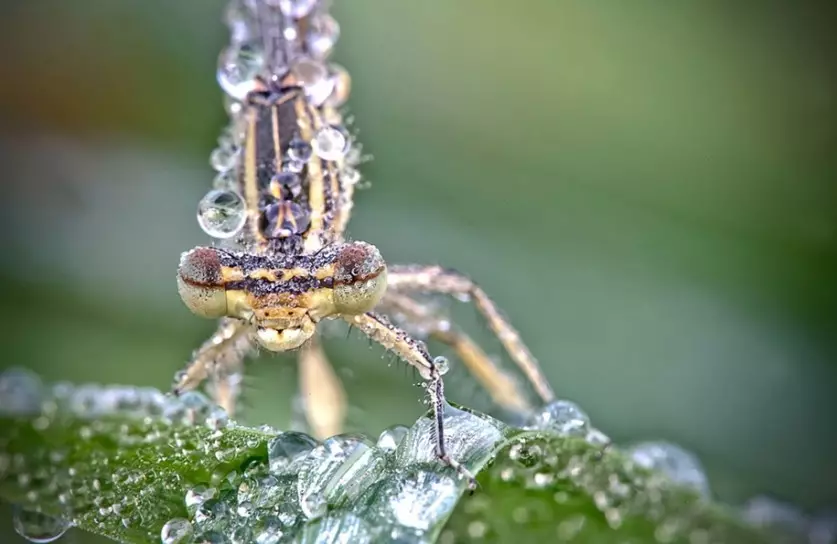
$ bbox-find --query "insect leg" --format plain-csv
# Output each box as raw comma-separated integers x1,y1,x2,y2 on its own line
379,291,532,415
344,312,477,489
387,265,554,404
297,334,347,439
171,317,256,415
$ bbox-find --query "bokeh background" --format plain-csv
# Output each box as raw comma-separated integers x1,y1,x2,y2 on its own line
1,0,835,541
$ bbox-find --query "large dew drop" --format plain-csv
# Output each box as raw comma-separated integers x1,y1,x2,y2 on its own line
12,505,71,543
217,43,263,101
627,441,710,497
197,189,247,239
526,399,590,436
160,517,193,544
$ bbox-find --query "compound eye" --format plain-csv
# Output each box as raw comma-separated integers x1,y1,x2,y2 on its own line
333,242,388,315
177,247,227,318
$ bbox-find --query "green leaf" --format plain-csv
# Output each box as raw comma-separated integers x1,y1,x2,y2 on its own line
0,371,780,543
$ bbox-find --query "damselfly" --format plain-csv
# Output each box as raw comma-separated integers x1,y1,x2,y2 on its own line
173,0,555,487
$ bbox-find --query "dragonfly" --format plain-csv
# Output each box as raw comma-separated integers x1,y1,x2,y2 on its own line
172,0,555,487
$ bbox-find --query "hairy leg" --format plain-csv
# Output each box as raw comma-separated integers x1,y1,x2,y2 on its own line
387,265,554,404
344,312,477,489
380,291,532,414
171,317,256,415
297,334,347,439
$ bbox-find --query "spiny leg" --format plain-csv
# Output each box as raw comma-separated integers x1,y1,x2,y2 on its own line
172,317,256,415
344,312,477,489
297,334,347,440
380,291,533,415
387,265,555,404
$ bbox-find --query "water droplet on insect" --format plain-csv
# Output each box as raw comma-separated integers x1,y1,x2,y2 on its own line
341,166,360,186
209,144,239,172
306,13,340,59
376,425,409,452
197,189,247,239
217,43,263,101
311,126,349,161
12,505,71,543
277,0,318,18
324,64,351,108
268,431,318,474
290,58,334,106
527,399,589,436
160,517,193,544
433,356,450,376
627,441,710,497
287,138,313,164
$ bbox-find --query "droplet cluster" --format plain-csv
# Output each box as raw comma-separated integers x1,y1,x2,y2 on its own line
173,404,506,543
0,368,509,543
198,0,363,243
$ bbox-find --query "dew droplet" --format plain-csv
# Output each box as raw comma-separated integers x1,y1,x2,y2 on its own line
254,516,284,544
209,145,239,172
376,425,409,452
217,43,263,101
433,356,450,376
290,59,335,106
161,517,194,544
306,13,340,59
387,470,459,532
324,64,351,108
341,166,360,186
278,0,318,18
527,399,589,436
12,505,71,543
287,138,314,164
311,126,349,161
267,431,318,474
185,484,217,515
197,190,247,239
0,368,44,415
627,441,710,497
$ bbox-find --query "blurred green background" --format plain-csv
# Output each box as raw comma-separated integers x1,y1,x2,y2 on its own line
1,0,835,541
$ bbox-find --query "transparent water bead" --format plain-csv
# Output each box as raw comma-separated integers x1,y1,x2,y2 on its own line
324,64,351,108
297,434,387,518
160,517,194,544
12,505,71,543
311,126,349,161
741,496,810,536
396,404,505,477
627,441,710,497
298,513,373,544
267,431,318,474
278,0,318,18
287,138,314,164
197,189,247,239
0,368,44,415
376,425,409,452
306,13,340,59
218,43,263,101
433,356,450,376
387,470,460,532
209,144,239,172
290,58,335,106
185,484,217,515
527,399,589,436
